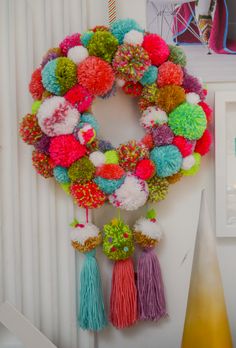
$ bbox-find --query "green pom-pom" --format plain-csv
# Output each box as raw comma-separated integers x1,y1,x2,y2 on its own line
168,45,187,67
182,153,201,176
140,65,158,86
81,31,94,47
146,209,156,219
60,182,71,195
68,157,95,183
168,103,207,140
147,176,169,202
55,57,77,95
103,218,134,260
105,150,119,164
32,100,41,114
87,31,119,63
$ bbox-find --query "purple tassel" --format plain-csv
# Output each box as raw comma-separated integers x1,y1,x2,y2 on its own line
137,248,166,321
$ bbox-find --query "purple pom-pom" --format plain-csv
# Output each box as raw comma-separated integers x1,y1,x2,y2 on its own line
98,139,115,152
34,134,51,154
152,125,174,146
182,69,205,100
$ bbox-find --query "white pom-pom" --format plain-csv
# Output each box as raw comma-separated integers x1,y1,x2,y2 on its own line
134,217,162,241
89,151,105,167
181,155,195,170
186,92,200,105
109,174,148,211
123,30,144,45
141,106,168,129
70,223,99,245
67,46,88,64
116,78,125,87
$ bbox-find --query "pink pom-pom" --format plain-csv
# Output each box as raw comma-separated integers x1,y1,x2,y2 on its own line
59,33,81,55
65,84,93,112
195,129,212,156
173,136,194,157
77,57,115,96
157,61,183,87
142,34,170,66
49,135,86,167
29,68,44,100
135,159,155,180
198,101,213,123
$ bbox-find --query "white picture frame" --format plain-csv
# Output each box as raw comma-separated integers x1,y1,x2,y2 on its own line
215,91,236,237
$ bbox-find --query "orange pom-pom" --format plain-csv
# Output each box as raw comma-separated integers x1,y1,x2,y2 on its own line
96,164,125,180
29,68,44,100
157,61,183,87
70,181,106,208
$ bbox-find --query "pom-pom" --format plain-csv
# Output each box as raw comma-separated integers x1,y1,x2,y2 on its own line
59,33,81,55
123,30,144,45
41,47,63,67
60,182,71,194
142,34,169,66
29,68,44,100
32,150,54,178
195,129,212,155
74,123,96,145
138,83,159,111
152,125,174,146
147,176,169,202
78,57,115,96
94,176,125,194
98,139,115,152
113,44,151,83
181,154,195,170
117,140,149,172
116,78,125,87
186,92,200,105
70,181,106,208
70,222,101,252
19,114,42,145
134,215,162,248
32,100,41,114
89,151,105,167
150,145,182,177
157,61,183,87
168,45,187,67
92,25,109,32
67,46,89,65
42,57,77,95
141,106,168,129
80,31,94,47
100,83,116,99
104,150,119,164
80,113,99,133
198,101,212,123
34,133,51,154
140,65,158,86
109,174,148,211
168,103,207,140
37,96,80,137
135,159,155,180
167,172,183,184
53,166,70,184
182,69,204,100
122,81,143,97
87,31,118,63
68,157,95,183
140,133,154,150
110,18,143,44
96,164,124,180
172,136,195,157
49,134,86,167
157,85,186,113
181,153,201,176
65,84,93,113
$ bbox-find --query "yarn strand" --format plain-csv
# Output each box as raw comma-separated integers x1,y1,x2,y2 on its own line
108,0,117,25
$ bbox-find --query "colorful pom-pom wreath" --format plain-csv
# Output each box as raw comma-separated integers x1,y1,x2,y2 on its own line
21,18,211,212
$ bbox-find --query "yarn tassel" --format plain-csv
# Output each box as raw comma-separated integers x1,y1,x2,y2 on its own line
79,249,107,331
137,248,166,321
110,258,137,329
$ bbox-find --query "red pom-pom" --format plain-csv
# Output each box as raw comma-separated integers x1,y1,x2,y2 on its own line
65,84,93,113
32,150,54,178
140,133,154,150
157,61,183,87
122,81,143,97
96,164,125,180
195,129,212,156
29,68,44,100
49,135,86,167
70,181,106,208
172,136,194,157
59,33,81,55
135,159,155,180
142,34,170,66
77,57,115,96
19,114,42,145
198,101,212,123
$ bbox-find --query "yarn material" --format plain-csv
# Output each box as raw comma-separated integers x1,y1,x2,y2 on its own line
181,152,201,176
59,33,81,55
122,81,143,97
80,113,99,133
29,67,44,100
138,83,159,111
96,164,124,180
89,151,106,167
98,139,115,152
70,181,106,208
123,29,144,45
182,69,205,100
79,250,107,331
140,65,158,86
150,145,182,178
32,100,42,114
195,129,212,155
94,176,125,194
53,166,70,184
32,150,54,178
65,84,93,113
68,157,95,183
74,123,96,145
118,140,149,172
142,34,170,66
172,136,195,157
67,46,89,65
19,114,42,145
167,171,183,184
152,125,174,147
110,258,137,329
157,61,183,87
168,45,187,67
140,133,154,150
157,85,186,113
87,31,119,63
147,176,169,202
198,101,213,123
104,150,119,164
135,159,155,180
111,18,143,44
137,249,166,321
41,47,63,67
140,107,168,129
34,134,51,154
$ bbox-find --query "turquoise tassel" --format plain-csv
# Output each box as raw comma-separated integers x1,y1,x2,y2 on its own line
79,249,107,331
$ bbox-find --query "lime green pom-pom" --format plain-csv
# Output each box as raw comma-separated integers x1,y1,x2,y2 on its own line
182,153,201,176
168,45,187,67
147,176,169,202
168,103,207,140
68,157,95,183
105,150,119,164
60,182,71,195
32,100,41,114
87,31,119,63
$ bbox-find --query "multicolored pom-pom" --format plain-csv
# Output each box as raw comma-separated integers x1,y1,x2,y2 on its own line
32,150,54,178
20,114,42,145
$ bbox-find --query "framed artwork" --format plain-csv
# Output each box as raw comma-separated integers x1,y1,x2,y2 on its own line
215,91,236,236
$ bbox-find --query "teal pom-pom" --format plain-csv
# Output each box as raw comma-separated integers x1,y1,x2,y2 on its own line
140,66,158,85
168,102,207,140
81,31,94,47
80,113,99,133
94,176,125,194
54,166,70,184
79,250,107,331
110,18,143,44
42,59,60,95
150,145,182,177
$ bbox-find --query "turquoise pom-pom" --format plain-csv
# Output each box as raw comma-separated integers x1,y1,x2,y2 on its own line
150,145,182,177
94,176,125,194
140,66,158,86
110,18,143,44
54,166,70,184
42,59,61,95
81,31,94,47
80,113,99,133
